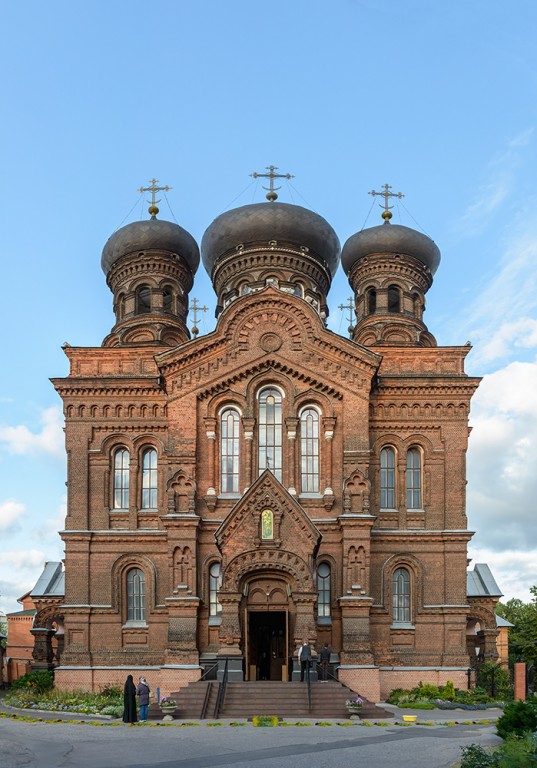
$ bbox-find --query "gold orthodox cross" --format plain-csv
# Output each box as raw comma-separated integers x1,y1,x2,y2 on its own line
189,297,208,338
138,178,172,218
250,165,294,201
369,183,404,222
338,297,356,337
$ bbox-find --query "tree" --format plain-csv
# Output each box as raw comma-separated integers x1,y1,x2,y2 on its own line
496,586,537,666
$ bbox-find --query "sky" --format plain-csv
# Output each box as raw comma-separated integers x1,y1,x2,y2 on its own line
1,0,536,615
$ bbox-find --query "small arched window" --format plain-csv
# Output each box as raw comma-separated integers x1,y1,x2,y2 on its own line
367,288,377,314
113,448,130,509
163,287,173,314
392,567,410,624
220,409,240,494
209,562,222,618
258,388,283,481
380,447,395,509
406,447,422,509
300,407,320,493
127,567,146,622
141,448,158,509
136,285,151,314
117,294,126,320
388,285,401,313
317,562,331,619
294,283,304,298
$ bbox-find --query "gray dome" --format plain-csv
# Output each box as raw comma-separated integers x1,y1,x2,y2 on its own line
201,202,341,277
341,223,441,276
101,218,200,275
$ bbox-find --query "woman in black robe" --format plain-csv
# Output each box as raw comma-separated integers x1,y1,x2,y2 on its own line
122,674,137,723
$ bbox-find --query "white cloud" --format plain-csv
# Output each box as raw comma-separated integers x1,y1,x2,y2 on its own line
458,128,534,236
0,405,64,459
467,547,536,603
467,361,537,561
0,549,48,614
0,499,26,532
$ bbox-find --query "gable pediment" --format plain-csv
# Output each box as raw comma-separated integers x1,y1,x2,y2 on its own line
155,292,381,399
215,470,322,557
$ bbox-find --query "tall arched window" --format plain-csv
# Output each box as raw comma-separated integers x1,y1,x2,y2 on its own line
380,447,395,509
162,286,173,313
300,407,319,493
127,567,146,622
317,562,331,619
209,562,222,618
258,388,282,481
406,447,422,509
220,409,240,493
367,287,377,314
388,285,401,313
141,448,158,509
136,285,151,314
113,448,130,509
392,567,410,624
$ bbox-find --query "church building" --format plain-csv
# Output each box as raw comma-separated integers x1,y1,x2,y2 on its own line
51,176,499,702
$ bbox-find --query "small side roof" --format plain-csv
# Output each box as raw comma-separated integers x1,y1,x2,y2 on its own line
467,563,503,598
496,614,514,628
31,562,64,598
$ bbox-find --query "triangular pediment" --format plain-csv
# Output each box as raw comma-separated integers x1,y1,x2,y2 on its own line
155,291,381,398
215,470,322,557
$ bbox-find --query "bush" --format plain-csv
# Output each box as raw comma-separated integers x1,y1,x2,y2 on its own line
11,671,54,694
496,699,537,739
441,680,456,701
386,688,411,704
415,682,440,698
477,661,512,700
460,744,496,767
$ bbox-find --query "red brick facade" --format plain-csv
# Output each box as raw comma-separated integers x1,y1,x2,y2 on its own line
52,201,488,700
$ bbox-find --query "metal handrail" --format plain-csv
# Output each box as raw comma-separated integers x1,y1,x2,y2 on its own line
214,657,229,718
200,681,212,720
306,662,312,712
199,662,218,681
315,661,339,683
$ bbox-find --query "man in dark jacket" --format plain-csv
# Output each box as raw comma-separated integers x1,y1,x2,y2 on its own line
298,640,312,682
319,643,331,681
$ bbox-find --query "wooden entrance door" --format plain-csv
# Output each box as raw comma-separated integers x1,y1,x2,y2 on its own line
242,577,291,681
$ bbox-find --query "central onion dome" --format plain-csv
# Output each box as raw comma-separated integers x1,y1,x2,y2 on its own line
201,202,340,318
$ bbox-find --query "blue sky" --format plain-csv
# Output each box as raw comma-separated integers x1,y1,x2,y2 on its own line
1,1,537,614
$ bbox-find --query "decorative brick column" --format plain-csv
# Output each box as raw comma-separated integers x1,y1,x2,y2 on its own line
164,596,201,664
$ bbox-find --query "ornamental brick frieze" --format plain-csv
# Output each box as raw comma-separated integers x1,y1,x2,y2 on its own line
106,251,193,290
196,358,343,401
222,549,312,593
166,469,196,514
369,402,470,419
343,469,371,515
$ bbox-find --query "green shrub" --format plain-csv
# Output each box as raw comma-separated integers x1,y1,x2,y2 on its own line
496,699,537,740
477,661,512,700
460,743,496,767
11,671,54,694
441,680,456,701
415,682,440,698
386,688,411,704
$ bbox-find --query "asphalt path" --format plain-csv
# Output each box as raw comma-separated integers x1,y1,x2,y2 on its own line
0,716,502,768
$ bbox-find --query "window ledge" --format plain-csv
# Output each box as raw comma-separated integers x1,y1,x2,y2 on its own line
122,621,148,630
208,615,222,626
299,493,323,499
110,509,129,514
317,617,332,625
138,509,159,514
390,622,415,630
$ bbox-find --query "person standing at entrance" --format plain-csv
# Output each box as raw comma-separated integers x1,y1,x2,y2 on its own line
298,640,312,682
319,643,331,681
136,676,151,721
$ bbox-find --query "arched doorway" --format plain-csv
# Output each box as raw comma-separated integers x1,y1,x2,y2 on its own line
242,575,293,681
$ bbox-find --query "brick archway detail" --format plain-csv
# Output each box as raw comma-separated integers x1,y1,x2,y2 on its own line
222,549,312,593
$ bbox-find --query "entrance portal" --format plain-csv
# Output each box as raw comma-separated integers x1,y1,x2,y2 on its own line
248,611,287,681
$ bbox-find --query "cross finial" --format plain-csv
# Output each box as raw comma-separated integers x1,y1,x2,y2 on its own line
188,297,208,338
138,178,173,219
338,297,356,338
250,165,294,202
369,183,404,223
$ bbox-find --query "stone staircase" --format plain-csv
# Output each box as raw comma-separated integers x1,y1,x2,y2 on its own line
149,680,392,720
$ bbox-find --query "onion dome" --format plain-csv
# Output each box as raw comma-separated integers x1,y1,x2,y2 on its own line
101,217,199,276
201,202,340,279
341,222,440,277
